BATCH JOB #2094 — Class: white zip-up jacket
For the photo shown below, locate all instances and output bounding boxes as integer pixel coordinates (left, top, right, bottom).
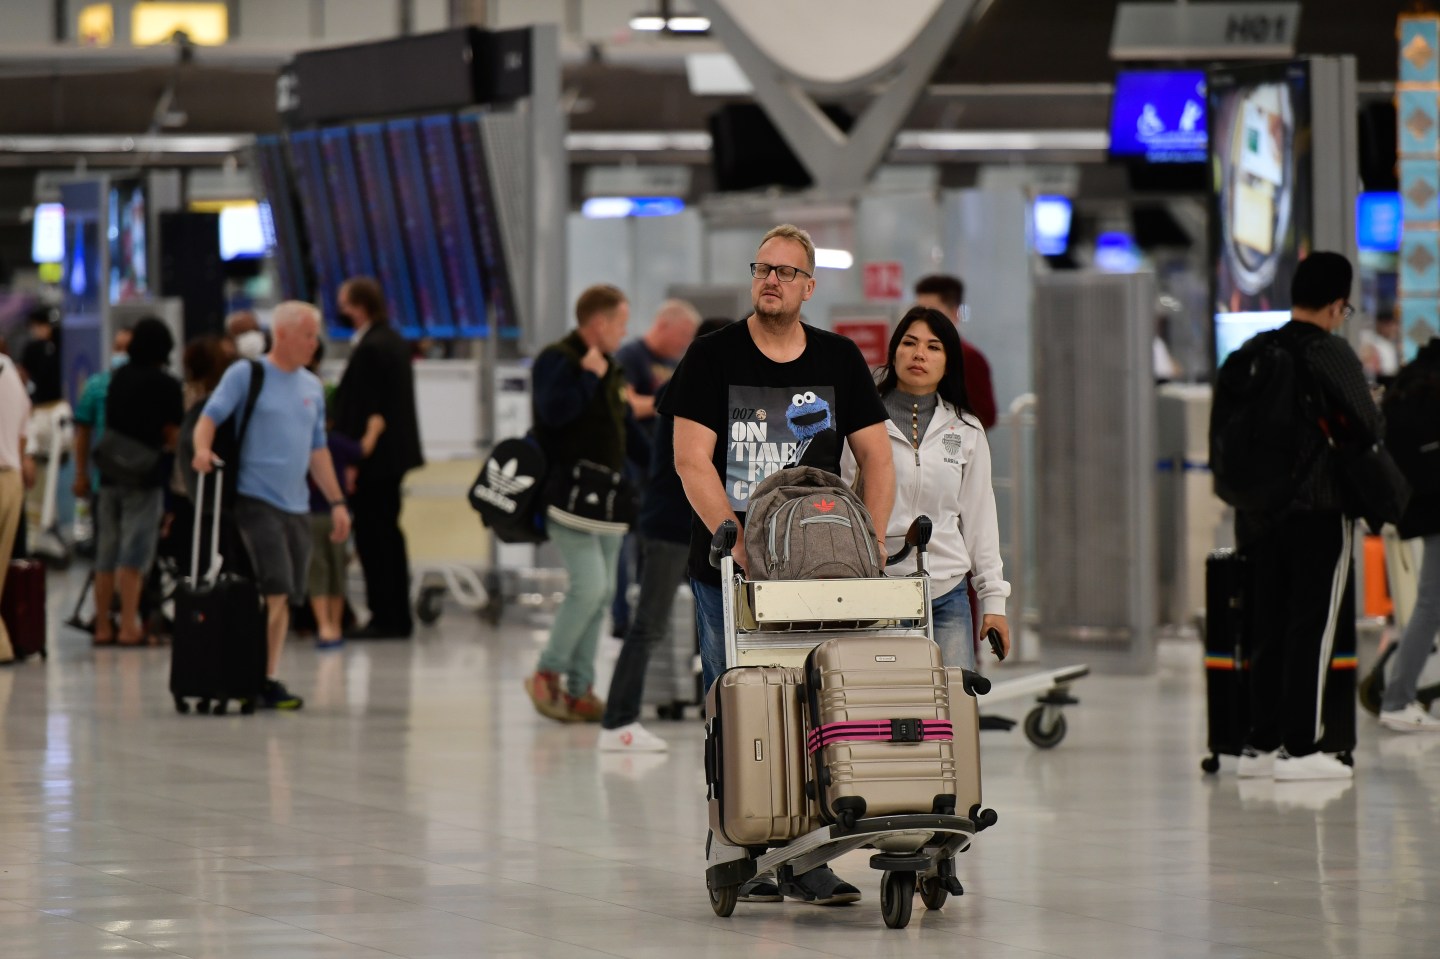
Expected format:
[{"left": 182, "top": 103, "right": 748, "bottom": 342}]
[{"left": 841, "top": 398, "right": 1010, "bottom": 616}]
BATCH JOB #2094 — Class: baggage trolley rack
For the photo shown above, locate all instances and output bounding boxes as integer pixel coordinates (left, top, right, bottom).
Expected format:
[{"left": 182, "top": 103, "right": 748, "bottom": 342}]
[{"left": 705, "top": 517, "right": 1000, "bottom": 929}]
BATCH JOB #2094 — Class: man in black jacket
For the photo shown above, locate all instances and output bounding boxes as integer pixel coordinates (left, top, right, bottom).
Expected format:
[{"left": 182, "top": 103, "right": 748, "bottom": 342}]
[
  {"left": 332, "top": 277, "right": 425, "bottom": 639},
  {"left": 1236, "top": 252, "right": 1380, "bottom": 782}
]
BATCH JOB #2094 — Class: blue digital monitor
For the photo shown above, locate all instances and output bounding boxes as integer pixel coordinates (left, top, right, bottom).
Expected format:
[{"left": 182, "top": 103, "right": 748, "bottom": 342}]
[
  {"left": 1110, "top": 70, "right": 1208, "bottom": 163},
  {"left": 420, "top": 115, "right": 488, "bottom": 338},
  {"left": 1032, "top": 195, "right": 1072, "bottom": 256},
  {"left": 456, "top": 117, "right": 517, "bottom": 338},
  {"left": 385, "top": 118, "right": 449, "bottom": 340},
  {"left": 287, "top": 130, "right": 347, "bottom": 327},
  {"left": 319, "top": 126, "right": 377, "bottom": 280},
  {"left": 253, "top": 135, "right": 309, "bottom": 302},
  {"left": 353, "top": 122, "right": 421, "bottom": 339},
  {"left": 1357, "top": 191, "right": 1402, "bottom": 253}
]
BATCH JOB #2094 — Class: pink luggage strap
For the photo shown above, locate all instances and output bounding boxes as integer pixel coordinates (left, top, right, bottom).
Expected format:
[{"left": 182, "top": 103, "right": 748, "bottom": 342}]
[{"left": 806, "top": 719, "right": 953, "bottom": 754}]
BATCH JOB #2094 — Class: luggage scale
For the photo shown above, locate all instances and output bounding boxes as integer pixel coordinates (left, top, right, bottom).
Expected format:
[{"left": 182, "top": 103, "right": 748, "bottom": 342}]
[{"left": 705, "top": 517, "right": 1000, "bottom": 930}]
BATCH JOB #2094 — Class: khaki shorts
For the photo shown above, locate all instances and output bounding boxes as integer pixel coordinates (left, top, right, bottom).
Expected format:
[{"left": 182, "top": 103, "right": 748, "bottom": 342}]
[{"left": 307, "top": 513, "right": 348, "bottom": 599}]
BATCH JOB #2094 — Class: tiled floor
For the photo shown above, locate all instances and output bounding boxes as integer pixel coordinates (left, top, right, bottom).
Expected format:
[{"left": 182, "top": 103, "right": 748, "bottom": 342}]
[{"left": 2, "top": 570, "right": 1438, "bottom": 958}]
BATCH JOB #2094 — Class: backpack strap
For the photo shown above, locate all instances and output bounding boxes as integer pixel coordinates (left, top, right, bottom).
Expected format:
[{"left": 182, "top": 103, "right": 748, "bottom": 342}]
[{"left": 232, "top": 359, "right": 266, "bottom": 460}]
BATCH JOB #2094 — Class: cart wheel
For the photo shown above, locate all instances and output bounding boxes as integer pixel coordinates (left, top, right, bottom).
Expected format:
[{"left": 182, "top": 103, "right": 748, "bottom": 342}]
[
  {"left": 417, "top": 586, "right": 445, "bottom": 626},
  {"left": 213, "top": 701, "right": 229, "bottom": 716},
  {"left": 174, "top": 696, "right": 190, "bottom": 715},
  {"left": 1023, "top": 707, "right": 1067, "bottom": 749},
  {"left": 880, "top": 871, "right": 915, "bottom": 929},
  {"left": 708, "top": 881, "right": 738, "bottom": 918},
  {"left": 1200, "top": 754, "right": 1220, "bottom": 775},
  {"left": 196, "top": 699, "right": 211, "bottom": 715},
  {"left": 920, "top": 876, "right": 948, "bottom": 911}
]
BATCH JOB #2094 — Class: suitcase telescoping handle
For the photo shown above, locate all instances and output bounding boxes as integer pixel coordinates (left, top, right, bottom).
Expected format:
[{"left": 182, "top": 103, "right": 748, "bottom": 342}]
[{"left": 190, "top": 459, "right": 227, "bottom": 585}]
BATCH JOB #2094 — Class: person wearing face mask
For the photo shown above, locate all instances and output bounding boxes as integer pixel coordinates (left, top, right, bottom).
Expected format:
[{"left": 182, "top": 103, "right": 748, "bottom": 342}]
[
  {"left": 330, "top": 277, "right": 424, "bottom": 640},
  {"left": 841, "top": 306, "right": 1011, "bottom": 672},
  {"left": 225, "top": 311, "right": 268, "bottom": 362}
]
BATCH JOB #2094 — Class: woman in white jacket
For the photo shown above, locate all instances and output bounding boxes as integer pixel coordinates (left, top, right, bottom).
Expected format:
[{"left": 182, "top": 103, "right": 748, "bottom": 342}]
[{"left": 842, "top": 306, "right": 1011, "bottom": 669}]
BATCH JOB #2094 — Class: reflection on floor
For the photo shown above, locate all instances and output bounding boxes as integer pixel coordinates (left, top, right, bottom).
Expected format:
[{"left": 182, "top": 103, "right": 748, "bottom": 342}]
[{"left": 1, "top": 568, "right": 1438, "bottom": 959}]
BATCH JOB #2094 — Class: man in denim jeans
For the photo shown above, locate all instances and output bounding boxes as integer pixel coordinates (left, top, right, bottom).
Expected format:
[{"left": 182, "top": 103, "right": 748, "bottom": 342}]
[{"left": 662, "top": 224, "right": 894, "bottom": 906}]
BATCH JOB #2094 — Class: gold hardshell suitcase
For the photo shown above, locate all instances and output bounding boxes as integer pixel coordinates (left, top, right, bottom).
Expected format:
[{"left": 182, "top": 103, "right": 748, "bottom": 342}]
[
  {"left": 803, "top": 635, "right": 958, "bottom": 825},
  {"left": 945, "top": 667, "right": 983, "bottom": 815},
  {"left": 704, "top": 666, "right": 820, "bottom": 847}
]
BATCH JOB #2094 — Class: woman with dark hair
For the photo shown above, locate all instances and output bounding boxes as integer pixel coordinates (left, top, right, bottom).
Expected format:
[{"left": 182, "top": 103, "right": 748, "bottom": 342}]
[
  {"left": 94, "top": 317, "right": 183, "bottom": 645},
  {"left": 842, "top": 306, "right": 1010, "bottom": 669}
]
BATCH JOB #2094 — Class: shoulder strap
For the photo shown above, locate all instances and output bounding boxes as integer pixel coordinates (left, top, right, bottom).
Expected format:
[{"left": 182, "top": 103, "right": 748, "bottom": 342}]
[{"left": 232, "top": 359, "right": 266, "bottom": 455}]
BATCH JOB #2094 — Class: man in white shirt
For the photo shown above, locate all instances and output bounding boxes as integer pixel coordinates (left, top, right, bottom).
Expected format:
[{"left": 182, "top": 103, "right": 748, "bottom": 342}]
[{"left": 0, "top": 350, "right": 35, "bottom": 662}]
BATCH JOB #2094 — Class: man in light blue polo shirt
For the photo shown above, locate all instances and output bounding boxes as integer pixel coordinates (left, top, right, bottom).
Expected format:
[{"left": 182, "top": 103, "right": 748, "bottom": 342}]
[{"left": 193, "top": 301, "right": 351, "bottom": 710}]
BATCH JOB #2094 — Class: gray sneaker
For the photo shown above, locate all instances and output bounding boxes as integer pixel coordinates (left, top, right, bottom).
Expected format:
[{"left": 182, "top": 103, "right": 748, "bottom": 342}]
[{"left": 781, "top": 864, "right": 862, "bottom": 905}]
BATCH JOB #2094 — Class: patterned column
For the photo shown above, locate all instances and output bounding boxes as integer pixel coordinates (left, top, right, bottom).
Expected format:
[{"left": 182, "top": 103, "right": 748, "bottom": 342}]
[{"left": 1399, "top": 15, "right": 1440, "bottom": 361}]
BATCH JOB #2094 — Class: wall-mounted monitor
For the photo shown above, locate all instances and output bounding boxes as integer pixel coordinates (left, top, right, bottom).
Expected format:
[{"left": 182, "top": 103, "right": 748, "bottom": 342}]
[
  {"left": 1110, "top": 70, "right": 1208, "bottom": 164},
  {"left": 31, "top": 203, "right": 64, "bottom": 264},
  {"left": 1356, "top": 191, "right": 1401, "bottom": 253},
  {"left": 1033, "top": 195, "right": 1072, "bottom": 256},
  {"left": 219, "top": 202, "right": 269, "bottom": 260},
  {"left": 1210, "top": 60, "right": 1314, "bottom": 369},
  {"left": 108, "top": 180, "right": 149, "bottom": 303}
]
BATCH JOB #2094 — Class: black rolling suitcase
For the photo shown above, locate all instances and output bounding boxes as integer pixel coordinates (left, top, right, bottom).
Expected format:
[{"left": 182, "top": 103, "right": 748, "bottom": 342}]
[
  {"left": 1201, "top": 548, "right": 1356, "bottom": 773},
  {"left": 170, "top": 467, "right": 266, "bottom": 716}
]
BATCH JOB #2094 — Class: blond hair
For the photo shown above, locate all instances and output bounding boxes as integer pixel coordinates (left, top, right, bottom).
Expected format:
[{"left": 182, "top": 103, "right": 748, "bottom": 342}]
[{"left": 758, "top": 224, "right": 815, "bottom": 274}]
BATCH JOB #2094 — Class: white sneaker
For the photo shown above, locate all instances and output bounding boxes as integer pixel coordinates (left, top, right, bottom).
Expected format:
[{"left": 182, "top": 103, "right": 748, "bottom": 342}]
[
  {"left": 1379, "top": 702, "right": 1440, "bottom": 732},
  {"left": 1236, "top": 747, "right": 1275, "bottom": 778},
  {"left": 598, "top": 722, "right": 669, "bottom": 752},
  {"left": 1273, "top": 750, "right": 1353, "bottom": 781}
]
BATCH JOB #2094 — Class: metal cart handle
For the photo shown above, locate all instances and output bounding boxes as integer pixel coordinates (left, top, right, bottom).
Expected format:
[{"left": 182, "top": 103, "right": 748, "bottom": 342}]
[{"left": 709, "top": 519, "right": 739, "bottom": 569}]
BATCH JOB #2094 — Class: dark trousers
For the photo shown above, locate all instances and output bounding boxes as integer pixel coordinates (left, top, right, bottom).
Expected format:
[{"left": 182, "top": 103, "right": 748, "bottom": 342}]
[
  {"left": 352, "top": 472, "right": 413, "bottom": 634},
  {"left": 602, "top": 537, "right": 690, "bottom": 729},
  {"left": 1246, "top": 510, "right": 1355, "bottom": 757}
]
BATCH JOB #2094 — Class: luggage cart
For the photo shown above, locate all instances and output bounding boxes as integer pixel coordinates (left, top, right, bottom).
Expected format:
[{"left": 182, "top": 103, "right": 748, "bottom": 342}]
[{"left": 704, "top": 517, "right": 1000, "bottom": 930}]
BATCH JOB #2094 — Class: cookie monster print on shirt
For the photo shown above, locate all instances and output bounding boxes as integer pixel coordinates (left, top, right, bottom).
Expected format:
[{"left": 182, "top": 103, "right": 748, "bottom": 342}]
[{"left": 724, "top": 386, "right": 838, "bottom": 509}]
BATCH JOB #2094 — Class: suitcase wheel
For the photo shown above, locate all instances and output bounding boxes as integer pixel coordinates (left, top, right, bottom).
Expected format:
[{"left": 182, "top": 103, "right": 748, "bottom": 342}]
[
  {"left": 920, "top": 876, "right": 949, "bottom": 911},
  {"left": 880, "top": 871, "right": 915, "bottom": 929},
  {"left": 1200, "top": 754, "right": 1221, "bottom": 775},
  {"left": 196, "top": 699, "right": 212, "bottom": 715},
  {"left": 174, "top": 697, "right": 190, "bottom": 715},
  {"left": 1023, "top": 707, "right": 1067, "bottom": 749},
  {"left": 240, "top": 701, "right": 256, "bottom": 716},
  {"left": 416, "top": 586, "right": 446, "bottom": 626},
  {"left": 213, "top": 700, "right": 229, "bottom": 716},
  {"left": 707, "top": 880, "right": 738, "bottom": 918}
]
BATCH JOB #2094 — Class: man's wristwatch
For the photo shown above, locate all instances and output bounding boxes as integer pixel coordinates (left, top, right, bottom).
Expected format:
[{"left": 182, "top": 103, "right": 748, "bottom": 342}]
[{"left": 330, "top": 499, "right": 347, "bottom": 509}]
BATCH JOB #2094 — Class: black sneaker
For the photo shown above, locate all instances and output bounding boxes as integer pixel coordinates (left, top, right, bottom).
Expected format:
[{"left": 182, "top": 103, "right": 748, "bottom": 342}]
[
  {"left": 781, "top": 864, "right": 861, "bottom": 905},
  {"left": 737, "top": 878, "right": 782, "bottom": 903},
  {"left": 261, "top": 678, "right": 304, "bottom": 710}
]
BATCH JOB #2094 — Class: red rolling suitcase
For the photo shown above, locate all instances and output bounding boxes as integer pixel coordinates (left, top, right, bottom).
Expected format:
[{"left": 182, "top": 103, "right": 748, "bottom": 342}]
[
  {"left": 1, "top": 559, "right": 46, "bottom": 660},
  {"left": 169, "top": 467, "right": 266, "bottom": 715}
]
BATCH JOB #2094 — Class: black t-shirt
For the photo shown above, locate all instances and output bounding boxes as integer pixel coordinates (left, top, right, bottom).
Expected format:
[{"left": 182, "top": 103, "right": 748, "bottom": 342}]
[
  {"left": 103, "top": 364, "right": 184, "bottom": 487},
  {"left": 20, "top": 338, "right": 61, "bottom": 404},
  {"left": 659, "top": 320, "right": 887, "bottom": 584}
]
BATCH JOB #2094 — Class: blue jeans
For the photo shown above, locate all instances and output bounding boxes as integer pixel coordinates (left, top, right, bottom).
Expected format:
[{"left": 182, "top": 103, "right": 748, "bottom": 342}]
[
  {"left": 1382, "top": 534, "right": 1440, "bottom": 712},
  {"left": 692, "top": 578, "right": 727, "bottom": 693},
  {"left": 538, "top": 523, "right": 624, "bottom": 696},
  {"left": 932, "top": 583, "right": 975, "bottom": 671}
]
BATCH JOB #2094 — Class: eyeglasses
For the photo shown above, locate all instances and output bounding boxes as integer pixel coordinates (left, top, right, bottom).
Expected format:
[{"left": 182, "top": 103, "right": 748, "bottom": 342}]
[
  {"left": 750, "top": 262, "right": 812, "bottom": 283},
  {"left": 1342, "top": 304, "right": 1355, "bottom": 319}
]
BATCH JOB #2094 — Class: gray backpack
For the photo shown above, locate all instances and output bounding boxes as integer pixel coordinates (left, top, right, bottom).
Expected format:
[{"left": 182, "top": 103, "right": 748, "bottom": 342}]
[{"left": 743, "top": 466, "right": 883, "bottom": 580}]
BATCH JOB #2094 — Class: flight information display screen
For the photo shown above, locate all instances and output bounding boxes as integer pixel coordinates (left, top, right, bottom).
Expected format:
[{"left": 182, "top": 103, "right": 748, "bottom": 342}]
[
  {"left": 287, "top": 130, "right": 347, "bottom": 326},
  {"left": 420, "top": 114, "right": 487, "bottom": 338},
  {"left": 319, "top": 126, "right": 377, "bottom": 281},
  {"left": 456, "top": 116, "right": 517, "bottom": 337},
  {"left": 352, "top": 122, "right": 421, "bottom": 339},
  {"left": 385, "top": 118, "right": 451, "bottom": 339}
]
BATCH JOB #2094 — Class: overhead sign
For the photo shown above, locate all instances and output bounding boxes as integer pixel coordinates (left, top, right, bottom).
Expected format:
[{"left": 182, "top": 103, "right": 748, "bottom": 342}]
[{"left": 1111, "top": 3, "right": 1299, "bottom": 61}]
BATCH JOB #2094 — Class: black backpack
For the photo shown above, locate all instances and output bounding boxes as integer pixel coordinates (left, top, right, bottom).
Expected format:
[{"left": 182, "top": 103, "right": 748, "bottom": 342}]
[
  {"left": 1382, "top": 341, "right": 1440, "bottom": 490},
  {"left": 1209, "top": 331, "right": 1320, "bottom": 512},
  {"left": 179, "top": 359, "right": 265, "bottom": 508},
  {"left": 469, "top": 437, "right": 548, "bottom": 544}
]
